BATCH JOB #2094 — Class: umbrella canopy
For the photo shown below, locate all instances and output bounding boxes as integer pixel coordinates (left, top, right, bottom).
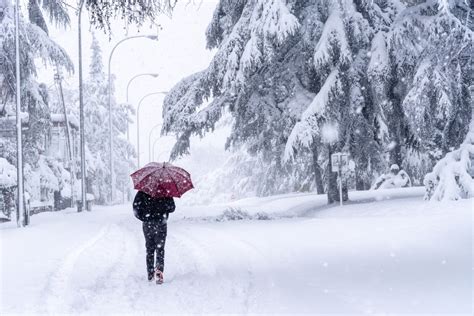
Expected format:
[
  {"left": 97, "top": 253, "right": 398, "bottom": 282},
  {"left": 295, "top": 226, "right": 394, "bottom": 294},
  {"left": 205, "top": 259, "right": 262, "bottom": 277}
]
[{"left": 130, "top": 162, "right": 194, "bottom": 198}]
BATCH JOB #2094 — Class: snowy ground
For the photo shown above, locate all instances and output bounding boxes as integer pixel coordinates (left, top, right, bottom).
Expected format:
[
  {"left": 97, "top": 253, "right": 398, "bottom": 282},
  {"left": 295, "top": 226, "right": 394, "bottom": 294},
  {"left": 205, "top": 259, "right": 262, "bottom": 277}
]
[{"left": 1, "top": 188, "right": 472, "bottom": 315}]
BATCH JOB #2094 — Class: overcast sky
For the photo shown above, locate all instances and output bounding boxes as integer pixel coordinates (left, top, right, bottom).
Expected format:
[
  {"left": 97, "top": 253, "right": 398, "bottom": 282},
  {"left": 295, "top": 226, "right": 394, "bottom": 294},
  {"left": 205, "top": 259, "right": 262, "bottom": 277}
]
[{"left": 37, "top": 0, "right": 218, "bottom": 164}]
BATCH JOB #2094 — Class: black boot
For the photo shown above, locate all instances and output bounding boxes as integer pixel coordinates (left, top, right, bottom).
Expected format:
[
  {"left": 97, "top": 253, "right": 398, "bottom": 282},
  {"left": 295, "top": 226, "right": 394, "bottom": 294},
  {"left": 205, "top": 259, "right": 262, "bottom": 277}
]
[{"left": 147, "top": 270, "right": 154, "bottom": 281}]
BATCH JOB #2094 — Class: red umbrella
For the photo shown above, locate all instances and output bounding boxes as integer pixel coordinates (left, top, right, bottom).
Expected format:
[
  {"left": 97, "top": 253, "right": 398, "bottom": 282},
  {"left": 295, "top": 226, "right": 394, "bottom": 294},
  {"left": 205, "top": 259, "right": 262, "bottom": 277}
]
[{"left": 130, "top": 162, "right": 194, "bottom": 198}]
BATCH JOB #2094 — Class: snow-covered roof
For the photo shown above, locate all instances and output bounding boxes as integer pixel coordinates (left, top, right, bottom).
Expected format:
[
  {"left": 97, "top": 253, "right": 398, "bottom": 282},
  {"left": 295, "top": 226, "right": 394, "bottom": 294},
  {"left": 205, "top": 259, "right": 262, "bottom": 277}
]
[{"left": 50, "top": 113, "right": 79, "bottom": 129}]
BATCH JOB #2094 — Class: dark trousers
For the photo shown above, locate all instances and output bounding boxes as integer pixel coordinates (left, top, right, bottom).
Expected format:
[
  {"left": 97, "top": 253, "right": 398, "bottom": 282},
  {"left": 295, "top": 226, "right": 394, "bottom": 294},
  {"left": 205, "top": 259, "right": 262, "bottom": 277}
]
[{"left": 142, "top": 220, "right": 167, "bottom": 274}]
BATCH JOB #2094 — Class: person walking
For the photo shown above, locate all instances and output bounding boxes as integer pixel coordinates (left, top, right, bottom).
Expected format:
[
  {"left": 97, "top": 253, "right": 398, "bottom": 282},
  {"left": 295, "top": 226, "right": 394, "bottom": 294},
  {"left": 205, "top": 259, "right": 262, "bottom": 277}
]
[
  {"left": 130, "top": 162, "right": 194, "bottom": 284},
  {"left": 133, "top": 190, "right": 175, "bottom": 284}
]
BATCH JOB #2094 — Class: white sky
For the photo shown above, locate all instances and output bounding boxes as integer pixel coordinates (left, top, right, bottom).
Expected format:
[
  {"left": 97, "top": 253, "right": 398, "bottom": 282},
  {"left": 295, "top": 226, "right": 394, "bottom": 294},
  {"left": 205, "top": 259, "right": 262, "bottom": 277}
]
[{"left": 37, "top": 0, "right": 218, "bottom": 163}]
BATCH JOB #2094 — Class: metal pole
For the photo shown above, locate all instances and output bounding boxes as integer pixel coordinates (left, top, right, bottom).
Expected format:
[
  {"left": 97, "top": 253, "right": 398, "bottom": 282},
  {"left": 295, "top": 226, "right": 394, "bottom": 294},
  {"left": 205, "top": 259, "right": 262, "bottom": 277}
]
[
  {"left": 338, "top": 168, "right": 343, "bottom": 207},
  {"left": 124, "top": 73, "right": 157, "bottom": 200},
  {"left": 14, "top": 0, "right": 25, "bottom": 227},
  {"left": 108, "top": 35, "right": 158, "bottom": 204},
  {"left": 136, "top": 92, "right": 167, "bottom": 168},
  {"left": 78, "top": 0, "right": 86, "bottom": 211},
  {"left": 148, "top": 123, "right": 162, "bottom": 162}
]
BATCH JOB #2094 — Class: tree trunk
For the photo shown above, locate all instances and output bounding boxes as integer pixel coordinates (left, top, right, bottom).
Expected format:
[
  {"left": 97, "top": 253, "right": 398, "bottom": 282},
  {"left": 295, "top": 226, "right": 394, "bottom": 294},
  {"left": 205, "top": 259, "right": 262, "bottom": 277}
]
[
  {"left": 355, "top": 174, "right": 365, "bottom": 191},
  {"left": 355, "top": 167, "right": 369, "bottom": 190},
  {"left": 311, "top": 140, "right": 324, "bottom": 194}
]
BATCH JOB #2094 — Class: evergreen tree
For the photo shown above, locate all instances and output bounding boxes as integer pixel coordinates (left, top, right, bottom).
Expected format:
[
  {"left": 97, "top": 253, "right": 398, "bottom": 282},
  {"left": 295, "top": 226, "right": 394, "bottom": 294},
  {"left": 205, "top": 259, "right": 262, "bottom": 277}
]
[
  {"left": 81, "top": 0, "right": 176, "bottom": 34},
  {"left": 377, "top": 0, "right": 472, "bottom": 180},
  {"left": 286, "top": 0, "right": 393, "bottom": 202},
  {"left": 163, "top": 0, "right": 472, "bottom": 201},
  {"left": 163, "top": 0, "right": 316, "bottom": 196}
]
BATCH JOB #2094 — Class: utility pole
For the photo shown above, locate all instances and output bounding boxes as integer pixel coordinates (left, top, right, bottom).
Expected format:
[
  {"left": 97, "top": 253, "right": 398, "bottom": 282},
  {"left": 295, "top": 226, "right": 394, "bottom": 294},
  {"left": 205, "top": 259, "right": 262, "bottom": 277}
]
[
  {"left": 55, "top": 70, "right": 76, "bottom": 207},
  {"left": 78, "top": 0, "right": 87, "bottom": 211}
]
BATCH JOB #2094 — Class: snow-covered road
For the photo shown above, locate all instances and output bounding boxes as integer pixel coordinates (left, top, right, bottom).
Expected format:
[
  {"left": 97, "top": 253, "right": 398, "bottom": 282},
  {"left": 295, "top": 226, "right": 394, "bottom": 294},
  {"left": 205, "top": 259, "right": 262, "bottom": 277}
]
[{"left": 1, "top": 189, "right": 472, "bottom": 315}]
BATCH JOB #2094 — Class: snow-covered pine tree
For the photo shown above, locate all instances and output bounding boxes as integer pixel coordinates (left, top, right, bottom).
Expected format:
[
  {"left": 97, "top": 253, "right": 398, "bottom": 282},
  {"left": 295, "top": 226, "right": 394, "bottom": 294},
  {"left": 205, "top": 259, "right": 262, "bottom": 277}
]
[
  {"left": 424, "top": 114, "right": 474, "bottom": 200},
  {"left": 285, "top": 0, "right": 392, "bottom": 202},
  {"left": 375, "top": 0, "right": 473, "bottom": 181},
  {"left": 163, "top": 0, "right": 472, "bottom": 201},
  {"left": 84, "top": 0, "right": 176, "bottom": 33},
  {"left": 163, "top": 0, "right": 311, "bottom": 196},
  {"left": 423, "top": 0, "right": 473, "bottom": 201},
  {"left": 0, "top": 0, "right": 72, "bottom": 111},
  {"left": 163, "top": 0, "right": 393, "bottom": 199},
  {"left": 27, "top": 0, "right": 70, "bottom": 35}
]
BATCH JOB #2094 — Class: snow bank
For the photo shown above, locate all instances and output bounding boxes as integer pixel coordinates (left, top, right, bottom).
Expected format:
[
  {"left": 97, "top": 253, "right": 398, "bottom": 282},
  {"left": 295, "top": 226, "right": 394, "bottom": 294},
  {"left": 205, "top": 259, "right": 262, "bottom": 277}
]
[
  {"left": 1, "top": 192, "right": 471, "bottom": 314},
  {"left": 176, "top": 186, "right": 426, "bottom": 220}
]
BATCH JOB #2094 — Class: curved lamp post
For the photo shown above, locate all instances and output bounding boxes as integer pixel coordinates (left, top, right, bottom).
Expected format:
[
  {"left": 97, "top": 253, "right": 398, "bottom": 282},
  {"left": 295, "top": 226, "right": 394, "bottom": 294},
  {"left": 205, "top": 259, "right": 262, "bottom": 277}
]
[
  {"left": 136, "top": 92, "right": 167, "bottom": 168},
  {"left": 148, "top": 123, "right": 162, "bottom": 162},
  {"left": 123, "top": 73, "right": 159, "bottom": 201},
  {"left": 107, "top": 34, "right": 158, "bottom": 203},
  {"left": 126, "top": 73, "right": 159, "bottom": 141}
]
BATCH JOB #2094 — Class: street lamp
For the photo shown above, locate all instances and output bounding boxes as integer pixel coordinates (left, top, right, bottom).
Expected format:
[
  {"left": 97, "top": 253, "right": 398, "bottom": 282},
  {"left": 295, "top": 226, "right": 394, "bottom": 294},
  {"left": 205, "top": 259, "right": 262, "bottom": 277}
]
[
  {"left": 126, "top": 73, "right": 159, "bottom": 141},
  {"left": 136, "top": 92, "right": 167, "bottom": 168},
  {"left": 124, "top": 73, "right": 158, "bottom": 202},
  {"left": 14, "top": 0, "right": 25, "bottom": 226},
  {"left": 148, "top": 123, "right": 162, "bottom": 162},
  {"left": 107, "top": 34, "right": 158, "bottom": 203}
]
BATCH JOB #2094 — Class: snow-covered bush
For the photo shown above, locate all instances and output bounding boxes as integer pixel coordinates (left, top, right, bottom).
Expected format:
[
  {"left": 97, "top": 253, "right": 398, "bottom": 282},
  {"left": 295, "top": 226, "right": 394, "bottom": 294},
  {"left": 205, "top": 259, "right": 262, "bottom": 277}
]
[
  {"left": 424, "top": 129, "right": 474, "bottom": 201},
  {"left": 0, "top": 157, "right": 15, "bottom": 218},
  {"left": 214, "top": 207, "right": 272, "bottom": 222},
  {"left": 0, "top": 157, "right": 16, "bottom": 188},
  {"left": 372, "top": 164, "right": 412, "bottom": 190},
  {"left": 23, "top": 157, "right": 60, "bottom": 203}
]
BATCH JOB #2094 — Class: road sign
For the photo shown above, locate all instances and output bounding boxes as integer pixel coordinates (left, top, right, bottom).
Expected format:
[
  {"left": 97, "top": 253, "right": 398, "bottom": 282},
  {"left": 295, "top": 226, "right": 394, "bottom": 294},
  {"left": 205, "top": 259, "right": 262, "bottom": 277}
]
[{"left": 331, "top": 153, "right": 349, "bottom": 172}]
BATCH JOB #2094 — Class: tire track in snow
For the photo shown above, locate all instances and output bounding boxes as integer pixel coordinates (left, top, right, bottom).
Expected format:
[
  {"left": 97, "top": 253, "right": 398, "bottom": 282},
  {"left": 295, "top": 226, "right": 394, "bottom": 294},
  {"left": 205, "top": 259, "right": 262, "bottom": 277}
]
[
  {"left": 81, "top": 221, "right": 141, "bottom": 313},
  {"left": 45, "top": 224, "right": 111, "bottom": 314}
]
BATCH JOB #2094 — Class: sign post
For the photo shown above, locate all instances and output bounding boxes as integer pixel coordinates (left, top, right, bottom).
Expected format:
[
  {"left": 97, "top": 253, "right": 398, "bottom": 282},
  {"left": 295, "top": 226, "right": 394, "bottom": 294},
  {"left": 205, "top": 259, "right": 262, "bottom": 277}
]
[{"left": 331, "top": 152, "right": 349, "bottom": 206}]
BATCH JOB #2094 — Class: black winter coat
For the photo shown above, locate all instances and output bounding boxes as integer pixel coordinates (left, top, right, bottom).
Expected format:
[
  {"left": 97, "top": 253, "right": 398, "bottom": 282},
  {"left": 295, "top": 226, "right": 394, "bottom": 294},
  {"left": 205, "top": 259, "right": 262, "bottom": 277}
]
[{"left": 133, "top": 191, "right": 175, "bottom": 222}]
